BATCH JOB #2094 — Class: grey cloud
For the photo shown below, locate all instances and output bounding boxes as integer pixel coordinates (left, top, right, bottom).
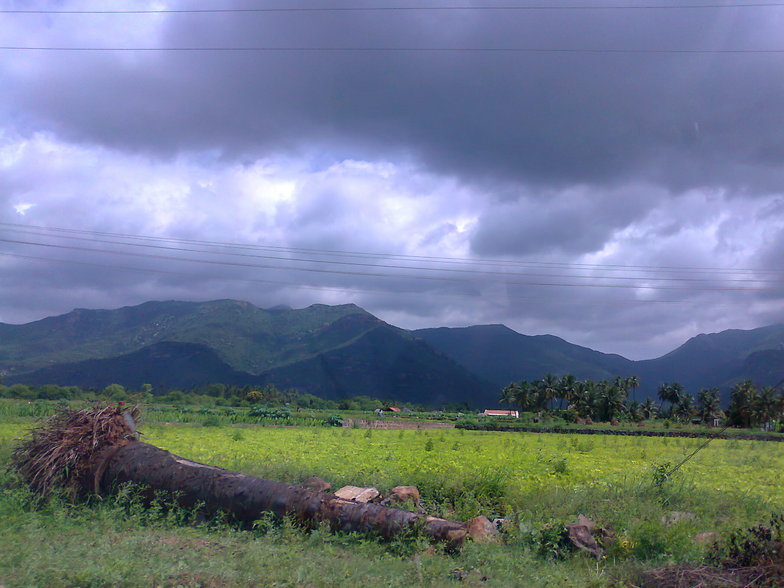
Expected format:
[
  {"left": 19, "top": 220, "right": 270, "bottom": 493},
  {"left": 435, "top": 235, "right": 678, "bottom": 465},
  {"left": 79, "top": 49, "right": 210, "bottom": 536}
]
[{"left": 3, "top": 2, "right": 784, "bottom": 193}]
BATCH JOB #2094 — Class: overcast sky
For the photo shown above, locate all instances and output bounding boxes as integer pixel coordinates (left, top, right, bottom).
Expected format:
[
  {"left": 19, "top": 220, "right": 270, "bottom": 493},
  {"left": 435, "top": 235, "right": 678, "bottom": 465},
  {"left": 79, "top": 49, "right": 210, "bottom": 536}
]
[{"left": 1, "top": 0, "right": 784, "bottom": 359}]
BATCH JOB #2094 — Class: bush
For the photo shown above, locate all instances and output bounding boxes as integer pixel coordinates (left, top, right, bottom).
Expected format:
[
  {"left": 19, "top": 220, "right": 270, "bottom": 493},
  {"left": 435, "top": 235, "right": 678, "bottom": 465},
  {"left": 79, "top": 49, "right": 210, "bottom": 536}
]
[
  {"left": 324, "top": 415, "right": 343, "bottom": 427},
  {"left": 709, "top": 513, "right": 784, "bottom": 567}
]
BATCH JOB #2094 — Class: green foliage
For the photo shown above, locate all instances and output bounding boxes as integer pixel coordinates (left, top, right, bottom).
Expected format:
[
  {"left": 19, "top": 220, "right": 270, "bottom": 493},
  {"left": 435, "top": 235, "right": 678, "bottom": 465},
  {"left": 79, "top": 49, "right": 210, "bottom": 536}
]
[
  {"left": 324, "top": 414, "right": 343, "bottom": 427},
  {"left": 248, "top": 406, "right": 291, "bottom": 420},
  {"left": 708, "top": 513, "right": 784, "bottom": 567},
  {"left": 523, "top": 522, "right": 573, "bottom": 560}
]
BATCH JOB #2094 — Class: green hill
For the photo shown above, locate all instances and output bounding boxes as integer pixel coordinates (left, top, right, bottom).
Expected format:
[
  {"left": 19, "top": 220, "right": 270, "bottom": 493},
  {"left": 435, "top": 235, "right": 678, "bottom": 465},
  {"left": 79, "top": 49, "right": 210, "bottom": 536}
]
[
  {"left": 3, "top": 300, "right": 783, "bottom": 405},
  {"left": 414, "top": 324, "right": 634, "bottom": 386},
  {"left": 0, "top": 299, "right": 372, "bottom": 377},
  {"left": 2, "top": 300, "right": 497, "bottom": 407}
]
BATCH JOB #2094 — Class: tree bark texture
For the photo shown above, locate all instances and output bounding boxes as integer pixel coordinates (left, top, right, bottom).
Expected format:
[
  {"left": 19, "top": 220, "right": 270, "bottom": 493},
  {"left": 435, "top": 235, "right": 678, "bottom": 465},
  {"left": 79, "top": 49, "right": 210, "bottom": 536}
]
[{"left": 98, "top": 441, "right": 467, "bottom": 545}]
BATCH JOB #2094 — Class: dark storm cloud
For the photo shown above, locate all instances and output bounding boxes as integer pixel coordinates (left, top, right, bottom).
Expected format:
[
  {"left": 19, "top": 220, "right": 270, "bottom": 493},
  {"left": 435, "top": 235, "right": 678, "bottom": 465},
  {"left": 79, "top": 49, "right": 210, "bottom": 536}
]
[
  {"left": 2, "top": 1, "right": 784, "bottom": 359},
  {"left": 4, "top": 1, "right": 784, "bottom": 193}
]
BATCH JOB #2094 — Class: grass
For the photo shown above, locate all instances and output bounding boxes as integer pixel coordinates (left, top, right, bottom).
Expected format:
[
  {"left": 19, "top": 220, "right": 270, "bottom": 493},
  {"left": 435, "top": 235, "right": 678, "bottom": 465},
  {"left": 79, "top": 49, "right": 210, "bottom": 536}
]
[
  {"left": 1, "top": 412, "right": 782, "bottom": 586},
  {"left": 0, "top": 466, "right": 626, "bottom": 587}
]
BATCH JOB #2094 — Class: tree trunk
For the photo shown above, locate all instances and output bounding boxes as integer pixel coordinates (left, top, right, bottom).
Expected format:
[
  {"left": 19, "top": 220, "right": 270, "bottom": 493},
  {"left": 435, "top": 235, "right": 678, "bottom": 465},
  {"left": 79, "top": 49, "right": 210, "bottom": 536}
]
[{"left": 98, "top": 441, "right": 468, "bottom": 545}]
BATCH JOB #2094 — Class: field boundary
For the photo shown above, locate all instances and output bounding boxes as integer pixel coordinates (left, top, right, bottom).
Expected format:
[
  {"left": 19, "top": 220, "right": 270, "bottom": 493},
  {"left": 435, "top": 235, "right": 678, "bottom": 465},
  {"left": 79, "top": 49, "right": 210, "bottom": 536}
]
[{"left": 455, "top": 423, "right": 784, "bottom": 441}]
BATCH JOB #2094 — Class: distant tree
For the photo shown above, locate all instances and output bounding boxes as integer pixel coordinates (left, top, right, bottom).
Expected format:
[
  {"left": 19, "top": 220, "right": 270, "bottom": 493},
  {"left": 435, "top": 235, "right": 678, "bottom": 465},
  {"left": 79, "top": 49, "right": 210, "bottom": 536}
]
[
  {"left": 727, "top": 380, "right": 757, "bottom": 428},
  {"left": 627, "top": 399, "right": 643, "bottom": 422},
  {"left": 103, "top": 383, "right": 127, "bottom": 401},
  {"left": 640, "top": 397, "right": 658, "bottom": 420},
  {"left": 625, "top": 376, "right": 640, "bottom": 403},
  {"left": 754, "top": 386, "right": 779, "bottom": 427},
  {"left": 697, "top": 388, "right": 721, "bottom": 423},
  {"left": 657, "top": 382, "right": 684, "bottom": 414},
  {"left": 538, "top": 374, "right": 561, "bottom": 411},
  {"left": 500, "top": 383, "right": 518, "bottom": 409},
  {"left": 673, "top": 395, "right": 695, "bottom": 422},
  {"left": 245, "top": 390, "right": 264, "bottom": 403},
  {"left": 571, "top": 380, "right": 598, "bottom": 419},
  {"left": 598, "top": 381, "right": 627, "bottom": 421},
  {"left": 558, "top": 374, "right": 577, "bottom": 410}
]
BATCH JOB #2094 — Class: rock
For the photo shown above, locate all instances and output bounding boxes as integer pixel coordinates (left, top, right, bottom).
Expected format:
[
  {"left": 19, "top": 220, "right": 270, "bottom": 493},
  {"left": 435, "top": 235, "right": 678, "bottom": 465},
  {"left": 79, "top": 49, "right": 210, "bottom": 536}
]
[
  {"left": 301, "top": 476, "right": 331, "bottom": 493},
  {"left": 573, "top": 513, "right": 596, "bottom": 532},
  {"left": 661, "top": 511, "right": 696, "bottom": 526},
  {"left": 693, "top": 532, "right": 719, "bottom": 545},
  {"left": 491, "top": 518, "right": 510, "bottom": 531},
  {"left": 566, "top": 515, "right": 604, "bottom": 559},
  {"left": 381, "top": 485, "right": 420, "bottom": 508},
  {"left": 466, "top": 516, "right": 500, "bottom": 543},
  {"left": 334, "top": 485, "right": 380, "bottom": 503}
]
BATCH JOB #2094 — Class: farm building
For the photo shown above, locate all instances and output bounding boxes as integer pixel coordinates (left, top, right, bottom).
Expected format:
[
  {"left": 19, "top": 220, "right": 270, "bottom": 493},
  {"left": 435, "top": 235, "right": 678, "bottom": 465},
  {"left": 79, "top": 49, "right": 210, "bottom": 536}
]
[{"left": 482, "top": 409, "right": 519, "bottom": 418}]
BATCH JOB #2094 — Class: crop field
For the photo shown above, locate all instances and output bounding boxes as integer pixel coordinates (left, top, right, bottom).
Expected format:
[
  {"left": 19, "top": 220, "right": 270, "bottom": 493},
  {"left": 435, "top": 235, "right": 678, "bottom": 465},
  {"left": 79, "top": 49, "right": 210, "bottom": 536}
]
[{"left": 1, "top": 419, "right": 783, "bottom": 586}]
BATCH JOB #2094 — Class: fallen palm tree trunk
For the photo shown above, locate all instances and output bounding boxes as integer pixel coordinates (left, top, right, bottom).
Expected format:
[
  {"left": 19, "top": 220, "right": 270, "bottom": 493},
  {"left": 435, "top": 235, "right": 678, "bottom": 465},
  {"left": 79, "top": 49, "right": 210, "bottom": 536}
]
[{"left": 12, "top": 406, "right": 468, "bottom": 545}]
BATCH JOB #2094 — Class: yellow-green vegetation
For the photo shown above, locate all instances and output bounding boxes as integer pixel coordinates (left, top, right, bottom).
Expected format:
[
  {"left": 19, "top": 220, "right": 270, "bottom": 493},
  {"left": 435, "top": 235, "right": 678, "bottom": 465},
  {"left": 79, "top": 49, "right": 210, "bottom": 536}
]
[
  {"left": 1, "top": 420, "right": 783, "bottom": 586},
  {"left": 141, "top": 426, "right": 784, "bottom": 513}
]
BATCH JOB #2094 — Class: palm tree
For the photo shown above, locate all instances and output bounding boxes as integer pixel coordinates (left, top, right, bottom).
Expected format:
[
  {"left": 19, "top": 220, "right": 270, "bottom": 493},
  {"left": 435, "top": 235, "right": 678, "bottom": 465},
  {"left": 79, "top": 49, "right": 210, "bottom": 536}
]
[
  {"left": 728, "top": 380, "right": 757, "bottom": 428},
  {"left": 13, "top": 406, "right": 470, "bottom": 546},
  {"left": 571, "top": 381, "right": 595, "bottom": 419},
  {"left": 514, "top": 381, "right": 535, "bottom": 412},
  {"left": 599, "top": 381, "right": 627, "bottom": 422},
  {"left": 500, "top": 383, "right": 518, "bottom": 409},
  {"left": 559, "top": 374, "right": 577, "bottom": 410},
  {"left": 626, "top": 376, "right": 640, "bottom": 403},
  {"left": 754, "top": 386, "right": 778, "bottom": 429},
  {"left": 627, "top": 400, "right": 643, "bottom": 422},
  {"left": 673, "top": 395, "right": 695, "bottom": 423},
  {"left": 640, "top": 397, "right": 658, "bottom": 420},
  {"left": 538, "top": 374, "right": 560, "bottom": 411},
  {"left": 657, "top": 382, "right": 684, "bottom": 415},
  {"left": 697, "top": 388, "right": 721, "bottom": 423}
]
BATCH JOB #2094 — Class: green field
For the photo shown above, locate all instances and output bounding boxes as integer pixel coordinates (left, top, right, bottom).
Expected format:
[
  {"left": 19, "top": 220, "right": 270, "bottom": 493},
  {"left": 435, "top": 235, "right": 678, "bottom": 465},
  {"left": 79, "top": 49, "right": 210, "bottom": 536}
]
[{"left": 1, "top": 417, "right": 782, "bottom": 586}]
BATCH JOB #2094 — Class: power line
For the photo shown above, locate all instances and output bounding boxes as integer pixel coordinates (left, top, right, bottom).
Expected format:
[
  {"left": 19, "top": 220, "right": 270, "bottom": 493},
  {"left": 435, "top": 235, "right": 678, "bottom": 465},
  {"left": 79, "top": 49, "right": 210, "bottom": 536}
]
[
  {"left": 2, "top": 45, "right": 783, "bottom": 54},
  {"left": 2, "top": 222, "right": 780, "bottom": 276},
  {"left": 0, "top": 251, "right": 698, "bottom": 306},
  {"left": 1, "top": 225, "right": 777, "bottom": 284},
  {"left": 4, "top": 3, "right": 784, "bottom": 14},
  {"left": 0, "top": 237, "right": 776, "bottom": 291}
]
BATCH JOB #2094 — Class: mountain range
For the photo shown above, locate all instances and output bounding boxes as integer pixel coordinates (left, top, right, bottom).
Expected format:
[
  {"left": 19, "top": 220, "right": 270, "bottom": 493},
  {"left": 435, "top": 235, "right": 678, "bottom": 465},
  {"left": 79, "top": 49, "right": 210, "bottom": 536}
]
[{"left": 2, "top": 299, "right": 783, "bottom": 406}]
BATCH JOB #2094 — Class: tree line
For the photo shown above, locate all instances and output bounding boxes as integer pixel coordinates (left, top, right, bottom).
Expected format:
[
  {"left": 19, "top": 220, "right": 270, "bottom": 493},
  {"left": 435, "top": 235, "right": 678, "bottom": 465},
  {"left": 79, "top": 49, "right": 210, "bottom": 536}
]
[
  {"left": 0, "top": 382, "right": 445, "bottom": 413},
  {"left": 500, "top": 374, "right": 784, "bottom": 429}
]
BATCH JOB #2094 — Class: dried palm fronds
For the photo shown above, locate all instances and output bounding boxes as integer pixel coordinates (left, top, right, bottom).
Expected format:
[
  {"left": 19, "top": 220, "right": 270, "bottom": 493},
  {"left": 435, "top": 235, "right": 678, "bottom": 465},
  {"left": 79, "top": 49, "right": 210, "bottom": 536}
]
[{"left": 11, "top": 404, "right": 139, "bottom": 498}]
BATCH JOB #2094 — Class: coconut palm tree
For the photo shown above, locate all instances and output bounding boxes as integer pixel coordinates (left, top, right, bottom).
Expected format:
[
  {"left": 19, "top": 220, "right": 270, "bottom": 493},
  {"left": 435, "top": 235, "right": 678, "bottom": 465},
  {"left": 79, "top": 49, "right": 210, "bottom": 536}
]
[
  {"left": 571, "top": 380, "right": 595, "bottom": 419},
  {"left": 754, "top": 386, "right": 778, "bottom": 429},
  {"left": 13, "top": 406, "right": 468, "bottom": 545},
  {"left": 657, "top": 382, "right": 684, "bottom": 415},
  {"left": 728, "top": 380, "right": 757, "bottom": 428},
  {"left": 697, "top": 388, "right": 721, "bottom": 423},
  {"left": 537, "top": 374, "right": 561, "bottom": 411},
  {"left": 640, "top": 397, "right": 658, "bottom": 420},
  {"left": 558, "top": 374, "right": 577, "bottom": 410},
  {"left": 599, "top": 381, "right": 627, "bottom": 422},
  {"left": 500, "top": 383, "right": 518, "bottom": 409},
  {"left": 514, "top": 380, "right": 536, "bottom": 412},
  {"left": 625, "top": 376, "right": 640, "bottom": 403},
  {"left": 673, "top": 395, "right": 695, "bottom": 423}
]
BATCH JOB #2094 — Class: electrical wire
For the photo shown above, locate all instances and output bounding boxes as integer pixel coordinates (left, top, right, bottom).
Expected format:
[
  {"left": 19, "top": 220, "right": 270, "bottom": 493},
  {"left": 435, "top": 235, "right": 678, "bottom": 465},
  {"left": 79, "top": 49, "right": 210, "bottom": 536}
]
[
  {"left": 4, "top": 3, "right": 784, "bottom": 14},
  {"left": 0, "top": 237, "right": 776, "bottom": 291},
  {"left": 1, "top": 225, "right": 778, "bottom": 284},
  {"left": 2, "top": 222, "right": 780, "bottom": 276},
  {"left": 2, "top": 45, "right": 783, "bottom": 54}
]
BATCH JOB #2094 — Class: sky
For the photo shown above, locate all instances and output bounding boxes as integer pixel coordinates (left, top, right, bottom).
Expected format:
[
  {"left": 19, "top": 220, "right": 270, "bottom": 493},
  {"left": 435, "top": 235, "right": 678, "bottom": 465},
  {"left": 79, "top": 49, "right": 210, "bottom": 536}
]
[{"left": 1, "top": 1, "right": 784, "bottom": 360}]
